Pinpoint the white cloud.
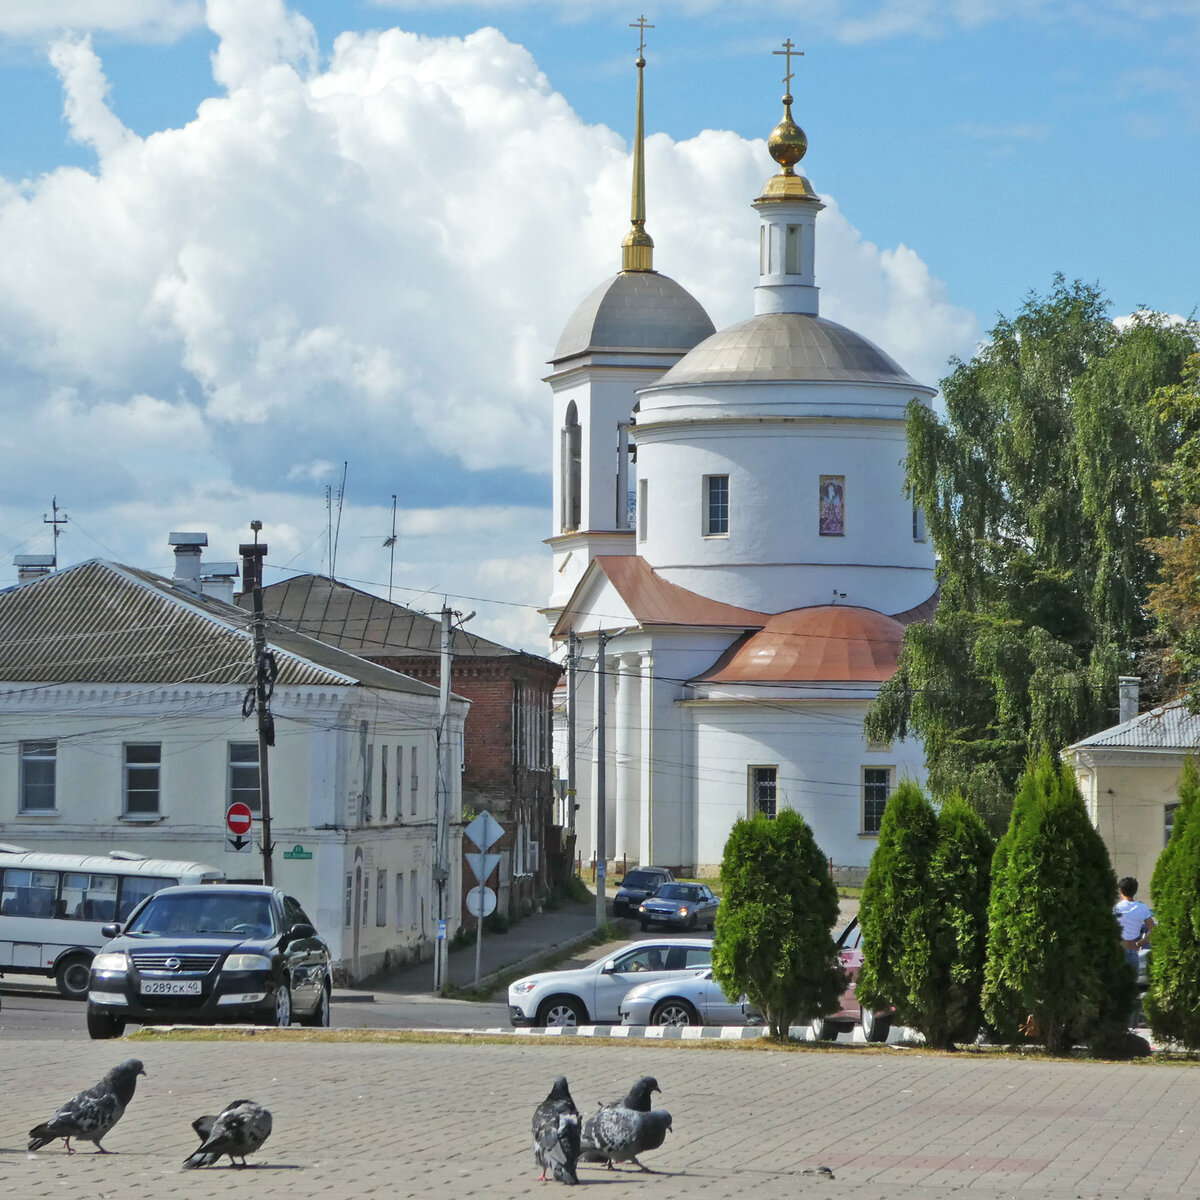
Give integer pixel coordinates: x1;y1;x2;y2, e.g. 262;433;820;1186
0;11;979;651
0;0;202;39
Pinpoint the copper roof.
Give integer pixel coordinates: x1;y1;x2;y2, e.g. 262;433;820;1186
0;559;438;694
694;605;906;684
553;556;766;637
249;574;540;663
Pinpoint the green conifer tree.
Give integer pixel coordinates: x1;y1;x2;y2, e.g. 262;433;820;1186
711;809;843;1039
1145;755;1200;1047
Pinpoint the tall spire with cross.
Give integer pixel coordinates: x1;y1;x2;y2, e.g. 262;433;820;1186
759;37;819;202
622;15;655;272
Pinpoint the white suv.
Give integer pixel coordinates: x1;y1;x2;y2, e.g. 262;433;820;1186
508;938;714;1027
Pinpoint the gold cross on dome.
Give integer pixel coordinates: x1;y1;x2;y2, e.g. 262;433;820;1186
630;15;654;59
773;38;803;91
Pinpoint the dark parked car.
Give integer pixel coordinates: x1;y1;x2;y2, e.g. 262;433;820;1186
808;916;894;1043
86;884;332;1039
613;866;675;918
638;882;719;931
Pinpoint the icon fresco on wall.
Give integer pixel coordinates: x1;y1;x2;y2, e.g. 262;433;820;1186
819;475;845;536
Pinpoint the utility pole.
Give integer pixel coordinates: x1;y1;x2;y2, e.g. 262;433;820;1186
239;522;275;885
43;497;68;567
433;604;453;994
594;630;611;928
567;630;578;838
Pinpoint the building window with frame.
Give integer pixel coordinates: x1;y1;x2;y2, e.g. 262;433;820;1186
863;767;893;834
785;223;802;274
410;746;419;817
395;872;406;932
637;478;648;542
749;766;778;820
376;869;387;926
344;873;353;926
380;746;388;821
704;474;730;537
561;402;582;533
913;504;927;542
228;743;261;813
123;743;161;817
19;740;57;813
1166;802;1180;848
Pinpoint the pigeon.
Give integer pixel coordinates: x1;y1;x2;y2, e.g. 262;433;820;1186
802;1165;836;1180
28;1059;146;1154
580;1103;672;1173
183;1099;273;1168
532;1075;581;1184
614;1075;660;1112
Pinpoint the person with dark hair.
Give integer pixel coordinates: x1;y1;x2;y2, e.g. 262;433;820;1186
1114;876;1155;973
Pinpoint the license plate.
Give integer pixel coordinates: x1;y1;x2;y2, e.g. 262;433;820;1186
140;980;202;996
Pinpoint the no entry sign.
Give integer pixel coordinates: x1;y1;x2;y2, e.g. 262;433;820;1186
226;802;253;835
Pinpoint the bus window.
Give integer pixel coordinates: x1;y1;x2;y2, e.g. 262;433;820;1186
0;869;58;918
60;872;118;922
116;874;176;922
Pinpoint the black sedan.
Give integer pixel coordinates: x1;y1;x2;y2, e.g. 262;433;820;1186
85;884;332;1039
613;866;675;917
638;882;720;931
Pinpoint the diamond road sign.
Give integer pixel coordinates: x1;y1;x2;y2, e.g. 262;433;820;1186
464;810;503;852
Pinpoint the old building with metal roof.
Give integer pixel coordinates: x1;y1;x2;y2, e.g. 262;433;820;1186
0;552;466;983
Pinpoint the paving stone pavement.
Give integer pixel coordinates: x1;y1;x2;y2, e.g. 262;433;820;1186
3;1035;1200;1199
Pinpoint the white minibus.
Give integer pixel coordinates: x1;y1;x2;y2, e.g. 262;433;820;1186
0;844;224;999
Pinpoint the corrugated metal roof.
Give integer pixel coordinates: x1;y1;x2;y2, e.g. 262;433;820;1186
0;559;438;695
1070;701;1200;751
693;605;905;684
250;574;542;664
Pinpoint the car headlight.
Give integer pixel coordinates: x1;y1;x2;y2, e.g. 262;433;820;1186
638;903;648;911
678;907;689;916
511;979;539;994
91;952;128;973
222;953;272;972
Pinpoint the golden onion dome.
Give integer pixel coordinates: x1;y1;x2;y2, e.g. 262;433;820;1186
768;92;808;175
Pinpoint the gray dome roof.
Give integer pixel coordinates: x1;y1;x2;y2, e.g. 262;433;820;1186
648;312;925;389
551;271;715;363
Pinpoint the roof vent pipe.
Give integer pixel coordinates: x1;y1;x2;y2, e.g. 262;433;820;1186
14;554;55;583
168;532;207;594
1118;676;1140;725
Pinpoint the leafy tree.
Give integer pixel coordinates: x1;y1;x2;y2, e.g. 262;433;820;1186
855;779;937;1030
857;783;993;1049
982;754;1132;1053
712;810;843;1039
1145;755;1200;1047
866;279;1198;829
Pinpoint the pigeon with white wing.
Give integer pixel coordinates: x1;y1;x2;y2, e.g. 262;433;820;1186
183;1098;273;1168
532;1075;581;1184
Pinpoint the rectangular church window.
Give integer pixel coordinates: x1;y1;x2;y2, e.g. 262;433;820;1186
785;224;802;274
704;474;729;536
819;475;845;537
749;766;777;820
863;767;893;834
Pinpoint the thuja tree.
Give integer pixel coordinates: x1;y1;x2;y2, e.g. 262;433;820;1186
866;281;1198;832
857;783;993;1048
983;754;1131;1053
711;810;843;1039
855;779;937;1031
1145;756;1200;1047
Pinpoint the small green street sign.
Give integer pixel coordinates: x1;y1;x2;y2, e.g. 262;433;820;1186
282;844;313;860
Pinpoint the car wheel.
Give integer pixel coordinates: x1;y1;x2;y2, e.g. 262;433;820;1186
537;996;586;1028
272;983;293;1027
86;1006;125;1040
651;999;699;1027
809;1015;844;1041
299;983;331;1028
862;1009;892;1043
686;914;698;931
55;953;93;1002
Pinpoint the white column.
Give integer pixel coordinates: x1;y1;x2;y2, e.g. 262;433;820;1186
614;652;641;867
638;652;654;864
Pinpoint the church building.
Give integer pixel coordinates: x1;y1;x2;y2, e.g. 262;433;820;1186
546;44;937;879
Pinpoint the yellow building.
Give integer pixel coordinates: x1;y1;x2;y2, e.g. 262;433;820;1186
1066;681;1196;884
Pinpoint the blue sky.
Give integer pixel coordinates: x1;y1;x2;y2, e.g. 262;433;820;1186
0;1;1195;649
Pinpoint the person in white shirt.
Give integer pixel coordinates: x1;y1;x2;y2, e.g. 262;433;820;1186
1114;876;1155;973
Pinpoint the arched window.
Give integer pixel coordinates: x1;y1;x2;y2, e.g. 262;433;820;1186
561;402;582;532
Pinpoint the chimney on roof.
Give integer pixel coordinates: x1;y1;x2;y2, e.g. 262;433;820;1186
14;554;55;583
168;532;208;595
201;561;240;605
1118;676;1140;725
239;525;267;594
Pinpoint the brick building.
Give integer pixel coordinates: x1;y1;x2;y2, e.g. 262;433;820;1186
243;575;564;919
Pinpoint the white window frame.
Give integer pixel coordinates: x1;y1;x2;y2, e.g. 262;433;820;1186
749;765;778;820
703;474;730;537
122;743;162;818
375;869;387;927
228;742;261;814
19;740;57;813
863;766;894;834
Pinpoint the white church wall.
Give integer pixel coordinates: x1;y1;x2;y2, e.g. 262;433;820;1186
634;416;935;614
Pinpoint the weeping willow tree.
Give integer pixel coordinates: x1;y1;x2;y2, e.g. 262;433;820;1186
866;277;1198;832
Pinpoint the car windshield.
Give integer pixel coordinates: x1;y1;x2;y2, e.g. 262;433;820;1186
654;884;698;901
124;892;276;938
622;871;661;889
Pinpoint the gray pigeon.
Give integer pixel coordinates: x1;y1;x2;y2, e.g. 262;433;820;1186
183;1098;273;1168
615;1075;660;1112
580;1104;672;1173
532;1075;581;1184
28;1059;146;1154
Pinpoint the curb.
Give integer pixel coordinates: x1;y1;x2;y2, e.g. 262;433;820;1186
397;1023;894;1043
333;991;376;1004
